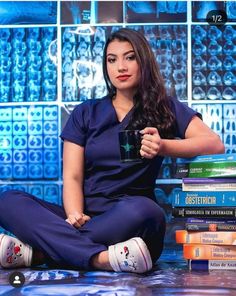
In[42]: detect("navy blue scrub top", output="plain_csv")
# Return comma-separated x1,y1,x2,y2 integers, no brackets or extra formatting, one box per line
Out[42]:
60,95,199,199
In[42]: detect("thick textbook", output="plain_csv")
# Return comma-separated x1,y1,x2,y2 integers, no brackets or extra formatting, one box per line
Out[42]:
183,244,236,260
185,219,236,232
172,191,236,207
172,207,236,218
189,259,236,271
176,230,236,245
175,161,236,178
182,178,236,191
176,153,236,164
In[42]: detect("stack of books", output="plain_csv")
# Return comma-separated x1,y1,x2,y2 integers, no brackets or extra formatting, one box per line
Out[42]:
176,220,236,271
172,153,236,219
171,153,236,270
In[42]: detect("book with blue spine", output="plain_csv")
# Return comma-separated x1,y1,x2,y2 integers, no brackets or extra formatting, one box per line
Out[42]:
176,153,236,164
172,191,236,207
185,218,236,231
189,259,236,271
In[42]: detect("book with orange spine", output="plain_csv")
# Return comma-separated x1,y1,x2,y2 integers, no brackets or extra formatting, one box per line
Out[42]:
176,230,236,245
183,244,236,260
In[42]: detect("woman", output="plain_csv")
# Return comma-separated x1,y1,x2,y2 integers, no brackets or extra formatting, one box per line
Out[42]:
0,28,224,273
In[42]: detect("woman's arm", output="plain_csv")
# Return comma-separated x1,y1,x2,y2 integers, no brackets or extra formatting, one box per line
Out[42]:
63,140,90,228
140,116,225,159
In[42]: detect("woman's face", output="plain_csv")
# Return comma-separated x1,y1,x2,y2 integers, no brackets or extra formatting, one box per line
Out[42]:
106,39,140,94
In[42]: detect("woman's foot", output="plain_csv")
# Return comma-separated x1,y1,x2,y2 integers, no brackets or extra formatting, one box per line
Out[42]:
108,237,152,273
0,234,32,268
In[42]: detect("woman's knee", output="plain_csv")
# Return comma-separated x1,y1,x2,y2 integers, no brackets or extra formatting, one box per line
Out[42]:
120,196,166,227
0,190,17,206
0,190,33,210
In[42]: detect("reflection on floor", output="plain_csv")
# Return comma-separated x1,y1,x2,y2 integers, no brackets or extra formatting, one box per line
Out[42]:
1,247,236,296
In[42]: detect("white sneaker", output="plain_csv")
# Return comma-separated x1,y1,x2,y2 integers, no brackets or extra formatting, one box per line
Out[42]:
108,237,152,273
0,234,32,268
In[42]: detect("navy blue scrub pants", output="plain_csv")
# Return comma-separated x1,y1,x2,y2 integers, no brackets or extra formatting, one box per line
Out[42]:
0,190,166,270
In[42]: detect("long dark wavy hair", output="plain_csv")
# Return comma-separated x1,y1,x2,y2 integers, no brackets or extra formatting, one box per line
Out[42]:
102,28,176,139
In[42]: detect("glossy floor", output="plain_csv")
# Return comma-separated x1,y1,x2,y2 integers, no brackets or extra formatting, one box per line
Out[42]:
1,248,236,296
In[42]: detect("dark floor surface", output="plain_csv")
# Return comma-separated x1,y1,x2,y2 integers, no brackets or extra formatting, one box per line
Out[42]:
1,247,236,296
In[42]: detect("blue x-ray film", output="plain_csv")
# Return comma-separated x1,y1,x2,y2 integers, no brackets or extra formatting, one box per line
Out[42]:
226,2,236,21
192,1,236,22
93,1,123,23
223,104,236,153
61,1,123,24
192,25,236,102
0,1,57,25
125,1,187,23
61,1,91,24
192,102,236,154
0,106,59,181
0,27,57,103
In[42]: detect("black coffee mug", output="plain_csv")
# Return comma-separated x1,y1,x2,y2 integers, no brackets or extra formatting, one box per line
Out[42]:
119,130,142,162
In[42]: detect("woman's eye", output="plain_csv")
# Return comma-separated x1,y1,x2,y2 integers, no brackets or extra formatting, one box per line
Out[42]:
127,54,136,61
107,57,116,63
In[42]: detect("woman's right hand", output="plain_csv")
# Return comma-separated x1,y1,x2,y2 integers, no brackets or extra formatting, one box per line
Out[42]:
65,212,91,228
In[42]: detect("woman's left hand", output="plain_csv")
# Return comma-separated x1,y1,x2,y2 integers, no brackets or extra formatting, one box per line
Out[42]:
140,127,162,159
65,212,91,228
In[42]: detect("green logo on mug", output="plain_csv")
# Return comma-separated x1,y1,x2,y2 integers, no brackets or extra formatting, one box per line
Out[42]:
121,143,134,152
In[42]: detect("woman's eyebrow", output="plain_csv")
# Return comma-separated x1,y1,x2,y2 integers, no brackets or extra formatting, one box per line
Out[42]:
106,50,134,57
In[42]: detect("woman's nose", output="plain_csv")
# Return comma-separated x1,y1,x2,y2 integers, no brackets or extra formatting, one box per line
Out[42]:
117,60,127,72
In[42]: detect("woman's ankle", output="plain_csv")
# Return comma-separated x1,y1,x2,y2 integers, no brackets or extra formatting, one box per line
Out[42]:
91,251,112,271
32,249,46,266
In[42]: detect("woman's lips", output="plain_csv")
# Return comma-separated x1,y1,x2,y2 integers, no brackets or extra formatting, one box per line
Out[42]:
117,75,131,81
